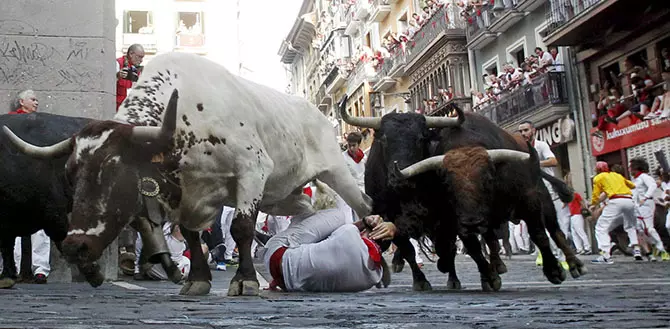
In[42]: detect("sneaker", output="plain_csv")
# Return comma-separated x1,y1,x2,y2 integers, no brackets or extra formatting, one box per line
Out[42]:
647,254,657,262
575,249,585,255
660,250,670,261
215,262,227,271
591,255,614,264
33,274,47,284
560,261,569,270
633,248,643,261
535,252,543,267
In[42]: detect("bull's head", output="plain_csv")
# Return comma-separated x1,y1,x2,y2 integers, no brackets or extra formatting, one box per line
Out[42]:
2,90,179,266
396,149,531,179
339,95,463,188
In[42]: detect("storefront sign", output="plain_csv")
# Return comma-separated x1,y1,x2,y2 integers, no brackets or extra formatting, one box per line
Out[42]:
590,117,670,156
535,116,576,147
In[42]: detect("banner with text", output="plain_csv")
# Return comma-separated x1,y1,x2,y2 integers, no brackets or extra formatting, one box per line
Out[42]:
590,117,670,156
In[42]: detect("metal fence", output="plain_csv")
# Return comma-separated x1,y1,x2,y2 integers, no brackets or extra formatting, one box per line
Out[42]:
476,71,569,124
405,2,465,64
545,0,604,35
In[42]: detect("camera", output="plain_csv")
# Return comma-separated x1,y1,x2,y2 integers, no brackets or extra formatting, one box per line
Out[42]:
121,66,139,82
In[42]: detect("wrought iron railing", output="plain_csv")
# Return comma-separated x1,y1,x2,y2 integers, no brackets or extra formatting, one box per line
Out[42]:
545,0,604,35
405,3,465,64
425,96,473,116
475,72,568,124
465,6,495,40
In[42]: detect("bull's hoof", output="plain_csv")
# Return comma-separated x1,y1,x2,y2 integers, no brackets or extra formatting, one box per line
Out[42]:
392,262,404,273
480,274,501,292
446,279,461,290
227,279,259,296
481,280,493,292
495,262,508,275
543,261,566,284
166,265,184,284
0,278,16,289
85,271,105,288
568,257,587,278
179,280,211,296
412,280,432,291
380,259,391,288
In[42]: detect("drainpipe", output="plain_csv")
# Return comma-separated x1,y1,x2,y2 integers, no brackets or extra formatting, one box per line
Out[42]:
468,48,477,99
564,47,593,198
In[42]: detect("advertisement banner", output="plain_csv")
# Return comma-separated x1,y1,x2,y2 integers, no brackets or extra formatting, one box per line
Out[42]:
590,117,670,156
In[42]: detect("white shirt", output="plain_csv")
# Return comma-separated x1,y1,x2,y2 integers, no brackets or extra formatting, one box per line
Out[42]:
633,173,658,205
342,150,366,192
533,139,557,199
553,52,564,72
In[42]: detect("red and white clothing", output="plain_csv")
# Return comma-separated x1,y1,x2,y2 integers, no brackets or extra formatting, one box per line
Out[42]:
342,149,366,192
633,173,665,252
264,202,383,292
566,193,591,252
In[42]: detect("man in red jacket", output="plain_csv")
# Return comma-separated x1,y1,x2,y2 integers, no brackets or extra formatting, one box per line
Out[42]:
116,44,145,111
8,90,38,114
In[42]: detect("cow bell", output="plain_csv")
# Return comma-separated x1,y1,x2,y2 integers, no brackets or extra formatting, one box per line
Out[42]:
492,0,505,11
134,217,171,265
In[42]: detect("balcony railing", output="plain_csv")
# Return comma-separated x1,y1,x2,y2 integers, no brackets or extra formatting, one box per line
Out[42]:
425,96,472,117
405,3,465,64
346,59,378,94
475,71,568,125
465,6,496,39
545,0,604,36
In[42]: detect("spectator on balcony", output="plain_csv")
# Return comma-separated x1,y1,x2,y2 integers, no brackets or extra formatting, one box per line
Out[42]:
613,73,655,123
535,47,554,71
549,47,564,72
595,87,626,133
662,48,670,72
473,91,487,108
116,43,144,111
412,12,425,26
422,6,433,21
644,70,670,120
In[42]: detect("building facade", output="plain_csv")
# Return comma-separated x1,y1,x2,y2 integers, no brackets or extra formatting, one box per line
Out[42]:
114,0,240,72
544,0,670,181
280,0,471,150
464,0,589,194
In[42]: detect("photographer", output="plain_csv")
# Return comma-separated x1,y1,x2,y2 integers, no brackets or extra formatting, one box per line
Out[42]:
115,44,144,111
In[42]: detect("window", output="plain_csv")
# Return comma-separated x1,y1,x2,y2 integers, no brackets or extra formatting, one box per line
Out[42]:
177,12,204,35
365,32,372,48
506,36,527,67
482,55,499,79
656,36,670,72
123,11,154,34
600,62,620,91
514,49,525,67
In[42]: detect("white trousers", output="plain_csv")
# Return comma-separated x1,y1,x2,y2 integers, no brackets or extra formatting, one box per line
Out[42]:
221,208,237,260
595,198,638,256
410,238,424,264
569,214,591,251
636,200,665,251
509,221,530,252
13,230,51,276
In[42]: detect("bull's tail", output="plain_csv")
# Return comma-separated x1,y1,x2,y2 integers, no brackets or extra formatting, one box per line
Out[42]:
541,171,574,203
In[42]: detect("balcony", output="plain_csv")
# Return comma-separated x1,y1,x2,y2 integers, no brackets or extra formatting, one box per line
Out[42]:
404,4,466,66
372,48,405,92
325,66,348,95
346,60,379,95
515,0,545,13
486,0,525,34
425,96,473,117
279,16,317,64
543,0,669,48
465,8,496,49
370,0,391,22
122,33,158,52
344,4,361,36
475,72,569,127
354,0,372,20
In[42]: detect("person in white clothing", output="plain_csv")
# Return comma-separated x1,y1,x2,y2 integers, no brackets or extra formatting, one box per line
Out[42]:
657,168,670,231
264,181,392,292
518,121,568,267
12,230,51,284
629,158,668,260
342,131,366,192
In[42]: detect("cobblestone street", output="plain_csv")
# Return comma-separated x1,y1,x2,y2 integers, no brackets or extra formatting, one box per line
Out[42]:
1,253,668,328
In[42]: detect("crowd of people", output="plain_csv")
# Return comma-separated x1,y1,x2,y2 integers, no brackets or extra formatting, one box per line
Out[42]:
473,47,563,111
593,61,670,137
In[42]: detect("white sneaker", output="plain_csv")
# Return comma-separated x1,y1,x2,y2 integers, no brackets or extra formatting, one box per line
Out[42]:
644,111,660,120
633,248,643,261
648,254,657,262
660,108,670,119
591,255,614,264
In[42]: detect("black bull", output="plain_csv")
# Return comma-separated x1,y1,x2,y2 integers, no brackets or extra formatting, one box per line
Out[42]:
341,99,586,290
0,113,180,288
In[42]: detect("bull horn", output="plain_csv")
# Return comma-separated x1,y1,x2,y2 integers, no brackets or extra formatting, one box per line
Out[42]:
486,149,530,162
2,126,73,159
398,156,444,178
131,89,179,144
338,94,381,129
425,102,465,128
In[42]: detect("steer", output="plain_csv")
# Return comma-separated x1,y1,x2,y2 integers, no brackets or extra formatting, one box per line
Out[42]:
342,101,586,290
4,52,371,296
0,112,181,289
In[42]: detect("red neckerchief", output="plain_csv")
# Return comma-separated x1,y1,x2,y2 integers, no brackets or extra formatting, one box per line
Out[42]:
348,149,365,163
8,109,28,114
361,237,382,268
633,172,643,178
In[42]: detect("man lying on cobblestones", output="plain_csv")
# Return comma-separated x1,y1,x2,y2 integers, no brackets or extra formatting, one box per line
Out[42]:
264,181,391,292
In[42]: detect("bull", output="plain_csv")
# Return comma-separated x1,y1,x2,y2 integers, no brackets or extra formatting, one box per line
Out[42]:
341,100,586,290
4,52,371,296
0,112,182,289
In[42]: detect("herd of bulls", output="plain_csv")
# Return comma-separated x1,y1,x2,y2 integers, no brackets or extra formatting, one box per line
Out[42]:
0,52,585,296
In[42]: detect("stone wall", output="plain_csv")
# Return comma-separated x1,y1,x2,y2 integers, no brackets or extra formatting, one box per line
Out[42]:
0,0,118,282
0,0,116,119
